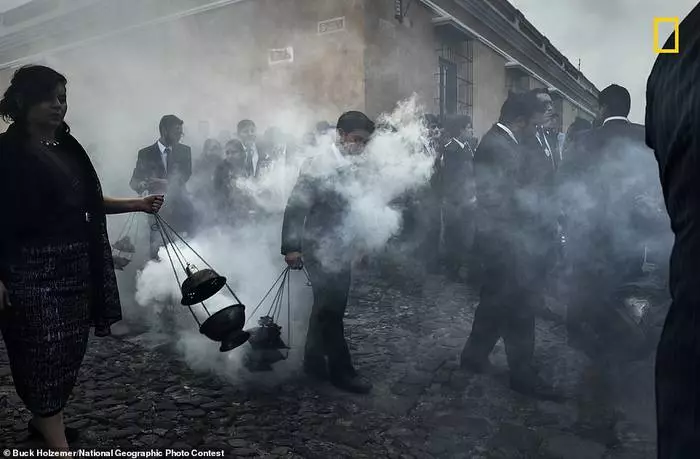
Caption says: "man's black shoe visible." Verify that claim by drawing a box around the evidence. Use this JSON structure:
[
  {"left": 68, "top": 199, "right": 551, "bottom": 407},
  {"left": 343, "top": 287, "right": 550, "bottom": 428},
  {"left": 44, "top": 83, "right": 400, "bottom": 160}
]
[{"left": 330, "top": 375, "right": 372, "bottom": 394}]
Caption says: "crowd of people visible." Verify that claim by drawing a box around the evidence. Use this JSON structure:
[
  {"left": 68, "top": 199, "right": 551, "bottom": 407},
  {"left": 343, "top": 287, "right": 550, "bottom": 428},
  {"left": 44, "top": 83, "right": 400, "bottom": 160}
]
[
  {"left": 0, "top": 8, "right": 696, "bottom": 453},
  {"left": 121, "top": 81, "right": 668, "bottom": 444}
]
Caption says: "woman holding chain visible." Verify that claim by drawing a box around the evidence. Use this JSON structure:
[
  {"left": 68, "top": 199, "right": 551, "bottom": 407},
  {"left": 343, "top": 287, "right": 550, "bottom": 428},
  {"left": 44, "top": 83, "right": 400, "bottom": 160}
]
[{"left": 0, "top": 65, "right": 164, "bottom": 450}]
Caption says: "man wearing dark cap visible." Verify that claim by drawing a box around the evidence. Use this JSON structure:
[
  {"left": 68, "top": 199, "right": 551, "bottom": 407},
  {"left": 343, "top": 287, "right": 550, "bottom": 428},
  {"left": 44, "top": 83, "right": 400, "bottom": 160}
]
[
  {"left": 646, "top": 5, "right": 700, "bottom": 456},
  {"left": 281, "top": 110, "right": 375, "bottom": 394},
  {"left": 130, "top": 115, "right": 193, "bottom": 259}
]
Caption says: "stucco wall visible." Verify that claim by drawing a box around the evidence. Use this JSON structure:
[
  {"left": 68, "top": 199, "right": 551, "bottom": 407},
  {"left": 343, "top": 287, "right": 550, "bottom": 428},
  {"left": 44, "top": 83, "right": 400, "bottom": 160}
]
[
  {"left": 471, "top": 40, "right": 507, "bottom": 138},
  {"left": 0, "top": 0, "right": 366, "bottom": 145},
  {"left": 363, "top": 0, "right": 437, "bottom": 119}
]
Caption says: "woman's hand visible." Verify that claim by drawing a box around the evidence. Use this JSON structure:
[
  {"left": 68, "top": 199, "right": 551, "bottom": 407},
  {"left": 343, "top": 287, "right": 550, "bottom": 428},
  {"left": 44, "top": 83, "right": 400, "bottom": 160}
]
[
  {"left": 0, "top": 280, "right": 11, "bottom": 311},
  {"left": 139, "top": 194, "right": 165, "bottom": 214}
]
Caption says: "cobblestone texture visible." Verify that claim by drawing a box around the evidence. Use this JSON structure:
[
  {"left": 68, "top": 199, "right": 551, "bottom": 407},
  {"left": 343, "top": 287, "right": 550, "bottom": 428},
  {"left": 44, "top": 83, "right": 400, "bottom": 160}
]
[{"left": 0, "top": 267, "right": 658, "bottom": 458}]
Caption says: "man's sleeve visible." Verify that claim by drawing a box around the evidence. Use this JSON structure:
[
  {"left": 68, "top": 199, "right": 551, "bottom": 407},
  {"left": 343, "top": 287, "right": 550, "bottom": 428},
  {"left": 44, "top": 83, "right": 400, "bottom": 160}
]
[
  {"left": 129, "top": 150, "right": 147, "bottom": 194},
  {"left": 182, "top": 146, "right": 192, "bottom": 183},
  {"left": 473, "top": 140, "right": 506, "bottom": 216},
  {"left": 281, "top": 168, "right": 315, "bottom": 255}
]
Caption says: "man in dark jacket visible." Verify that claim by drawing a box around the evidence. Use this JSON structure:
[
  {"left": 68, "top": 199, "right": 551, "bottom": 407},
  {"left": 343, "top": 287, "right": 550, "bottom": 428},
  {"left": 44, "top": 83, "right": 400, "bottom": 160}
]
[
  {"left": 237, "top": 119, "right": 273, "bottom": 178},
  {"left": 460, "top": 92, "right": 559, "bottom": 399},
  {"left": 560, "top": 84, "right": 660, "bottom": 445},
  {"left": 130, "top": 115, "right": 193, "bottom": 259},
  {"left": 441, "top": 114, "right": 477, "bottom": 280},
  {"left": 281, "top": 111, "right": 375, "bottom": 394},
  {"left": 646, "top": 5, "right": 700, "bottom": 457},
  {"left": 521, "top": 89, "right": 563, "bottom": 308}
]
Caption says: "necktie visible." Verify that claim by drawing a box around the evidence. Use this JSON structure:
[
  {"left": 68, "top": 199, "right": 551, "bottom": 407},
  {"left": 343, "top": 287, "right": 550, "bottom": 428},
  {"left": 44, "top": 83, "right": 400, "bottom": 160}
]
[
  {"left": 163, "top": 146, "right": 171, "bottom": 173},
  {"left": 246, "top": 149, "right": 254, "bottom": 176}
]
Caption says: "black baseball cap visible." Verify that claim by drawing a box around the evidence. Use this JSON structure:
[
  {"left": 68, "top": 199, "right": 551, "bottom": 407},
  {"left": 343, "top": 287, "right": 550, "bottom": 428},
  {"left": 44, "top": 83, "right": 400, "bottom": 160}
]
[{"left": 336, "top": 111, "right": 375, "bottom": 135}]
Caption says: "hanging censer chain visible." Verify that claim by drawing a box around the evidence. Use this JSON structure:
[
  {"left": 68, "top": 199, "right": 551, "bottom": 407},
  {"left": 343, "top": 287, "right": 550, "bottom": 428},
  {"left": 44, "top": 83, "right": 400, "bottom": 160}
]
[
  {"left": 154, "top": 213, "right": 202, "bottom": 326},
  {"left": 156, "top": 215, "right": 243, "bottom": 305},
  {"left": 264, "top": 267, "right": 292, "bottom": 357},
  {"left": 245, "top": 267, "right": 290, "bottom": 328}
]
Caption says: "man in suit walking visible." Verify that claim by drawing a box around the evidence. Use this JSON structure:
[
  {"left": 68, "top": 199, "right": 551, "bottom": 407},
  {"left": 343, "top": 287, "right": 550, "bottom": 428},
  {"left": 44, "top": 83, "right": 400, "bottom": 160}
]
[
  {"left": 460, "top": 92, "right": 559, "bottom": 399},
  {"left": 281, "top": 111, "right": 375, "bottom": 394},
  {"left": 646, "top": 6, "right": 700, "bottom": 456},
  {"left": 560, "top": 84, "right": 660, "bottom": 445},
  {"left": 130, "top": 114, "right": 193, "bottom": 259}
]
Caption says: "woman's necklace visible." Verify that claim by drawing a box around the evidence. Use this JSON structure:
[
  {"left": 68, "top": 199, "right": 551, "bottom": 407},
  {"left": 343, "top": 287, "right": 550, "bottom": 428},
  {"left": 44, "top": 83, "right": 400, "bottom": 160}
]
[{"left": 40, "top": 139, "right": 60, "bottom": 147}]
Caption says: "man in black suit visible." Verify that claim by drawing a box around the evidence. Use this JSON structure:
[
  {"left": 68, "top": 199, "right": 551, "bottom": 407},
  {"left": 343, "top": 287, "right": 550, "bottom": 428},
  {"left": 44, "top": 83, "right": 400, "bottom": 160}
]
[
  {"left": 524, "top": 88, "right": 563, "bottom": 298},
  {"left": 419, "top": 114, "right": 444, "bottom": 273},
  {"left": 441, "top": 114, "right": 477, "bottom": 281},
  {"left": 559, "top": 84, "right": 659, "bottom": 444},
  {"left": 459, "top": 92, "right": 559, "bottom": 398},
  {"left": 281, "top": 111, "right": 375, "bottom": 394},
  {"left": 237, "top": 119, "right": 272, "bottom": 178},
  {"left": 531, "top": 88, "right": 562, "bottom": 169},
  {"left": 646, "top": 6, "right": 700, "bottom": 457},
  {"left": 130, "top": 115, "right": 192, "bottom": 259}
]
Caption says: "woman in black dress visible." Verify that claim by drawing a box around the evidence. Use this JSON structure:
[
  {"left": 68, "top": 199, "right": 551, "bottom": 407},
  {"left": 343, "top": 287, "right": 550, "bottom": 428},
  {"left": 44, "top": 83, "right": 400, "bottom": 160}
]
[{"left": 0, "top": 66, "right": 164, "bottom": 450}]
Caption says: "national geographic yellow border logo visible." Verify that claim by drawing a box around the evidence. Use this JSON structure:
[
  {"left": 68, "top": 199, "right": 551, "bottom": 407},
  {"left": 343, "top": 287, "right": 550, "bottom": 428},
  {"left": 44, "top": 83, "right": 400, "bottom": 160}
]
[{"left": 653, "top": 17, "right": 679, "bottom": 53}]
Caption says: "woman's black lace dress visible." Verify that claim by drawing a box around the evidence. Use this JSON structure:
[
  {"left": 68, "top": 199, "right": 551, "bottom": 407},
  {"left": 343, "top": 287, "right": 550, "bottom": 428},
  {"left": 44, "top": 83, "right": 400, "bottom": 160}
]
[{"left": 0, "top": 123, "right": 120, "bottom": 416}]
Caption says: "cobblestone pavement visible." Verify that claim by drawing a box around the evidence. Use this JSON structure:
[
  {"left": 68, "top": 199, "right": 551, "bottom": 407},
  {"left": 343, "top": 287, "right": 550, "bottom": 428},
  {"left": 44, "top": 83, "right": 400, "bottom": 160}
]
[{"left": 0, "top": 266, "right": 658, "bottom": 458}]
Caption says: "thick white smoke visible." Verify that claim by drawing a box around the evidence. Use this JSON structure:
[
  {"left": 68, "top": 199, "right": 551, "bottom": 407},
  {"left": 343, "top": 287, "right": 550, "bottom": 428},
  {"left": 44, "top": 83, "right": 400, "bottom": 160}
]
[{"left": 130, "top": 95, "right": 434, "bottom": 380}]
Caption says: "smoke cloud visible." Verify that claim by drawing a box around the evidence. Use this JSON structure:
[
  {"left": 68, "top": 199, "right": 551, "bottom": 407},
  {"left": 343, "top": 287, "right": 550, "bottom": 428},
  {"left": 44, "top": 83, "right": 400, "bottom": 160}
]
[{"left": 125, "top": 94, "right": 433, "bottom": 381}]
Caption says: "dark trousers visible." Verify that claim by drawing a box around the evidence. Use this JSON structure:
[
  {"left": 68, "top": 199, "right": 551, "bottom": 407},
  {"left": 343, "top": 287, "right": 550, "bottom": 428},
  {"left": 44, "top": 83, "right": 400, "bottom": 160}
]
[
  {"left": 566, "top": 274, "right": 617, "bottom": 429},
  {"left": 443, "top": 204, "right": 475, "bottom": 275},
  {"left": 462, "top": 234, "right": 535, "bottom": 377},
  {"left": 404, "top": 192, "right": 441, "bottom": 271},
  {"left": 656, "top": 300, "right": 700, "bottom": 458},
  {"left": 304, "top": 258, "right": 355, "bottom": 379}
]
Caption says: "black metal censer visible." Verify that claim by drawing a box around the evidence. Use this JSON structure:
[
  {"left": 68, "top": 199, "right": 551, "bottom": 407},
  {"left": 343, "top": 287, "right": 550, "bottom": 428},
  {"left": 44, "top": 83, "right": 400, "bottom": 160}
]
[
  {"left": 153, "top": 214, "right": 249, "bottom": 352},
  {"left": 241, "top": 266, "right": 312, "bottom": 371},
  {"left": 111, "top": 212, "right": 141, "bottom": 270}
]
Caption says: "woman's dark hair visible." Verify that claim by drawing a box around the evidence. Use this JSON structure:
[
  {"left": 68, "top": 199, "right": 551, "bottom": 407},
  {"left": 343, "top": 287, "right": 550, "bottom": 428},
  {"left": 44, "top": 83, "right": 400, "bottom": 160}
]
[{"left": 0, "top": 65, "right": 67, "bottom": 124}]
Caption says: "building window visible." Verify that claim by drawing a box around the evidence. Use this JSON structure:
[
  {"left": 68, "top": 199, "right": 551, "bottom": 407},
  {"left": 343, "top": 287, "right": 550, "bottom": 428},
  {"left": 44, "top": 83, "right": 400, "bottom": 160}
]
[{"left": 434, "top": 38, "right": 473, "bottom": 121}]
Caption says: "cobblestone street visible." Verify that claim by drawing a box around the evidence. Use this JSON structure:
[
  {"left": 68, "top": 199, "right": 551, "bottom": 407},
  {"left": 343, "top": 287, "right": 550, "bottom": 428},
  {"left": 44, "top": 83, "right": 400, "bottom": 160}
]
[{"left": 0, "top": 268, "right": 658, "bottom": 458}]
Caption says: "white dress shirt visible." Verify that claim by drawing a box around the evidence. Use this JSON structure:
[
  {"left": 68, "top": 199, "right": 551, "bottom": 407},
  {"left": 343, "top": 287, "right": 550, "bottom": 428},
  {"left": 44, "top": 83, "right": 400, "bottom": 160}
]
[
  {"left": 444, "top": 138, "right": 465, "bottom": 149},
  {"left": 245, "top": 143, "right": 259, "bottom": 176},
  {"left": 157, "top": 140, "right": 169, "bottom": 173},
  {"left": 496, "top": 122, "right": 518, "bottom": 144},
  {"left": 602, "top": 116, "right": 629, "bottom": 125}
]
